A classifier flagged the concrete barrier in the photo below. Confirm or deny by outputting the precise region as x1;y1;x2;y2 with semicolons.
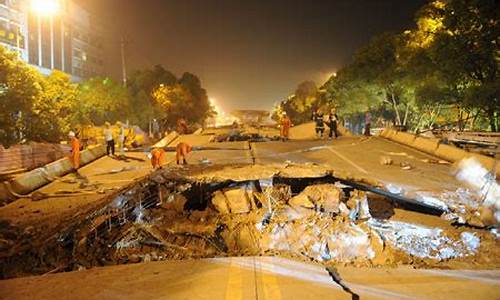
380;129;500;177
153;132;179;148
434;144;469;162
384;129;397;139
379;128;389;138
470;153;499;174
392;132;416;145
337;124;353;137
0;145;106;206
411;137;440;154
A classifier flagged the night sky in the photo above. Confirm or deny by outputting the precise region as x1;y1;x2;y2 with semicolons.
79;0;427;111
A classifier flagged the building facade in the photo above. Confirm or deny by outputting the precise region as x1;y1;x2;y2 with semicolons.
0;0;28;61
0;0;104;81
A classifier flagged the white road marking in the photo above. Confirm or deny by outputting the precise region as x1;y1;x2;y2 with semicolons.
419;269;500;286
327;147;369;174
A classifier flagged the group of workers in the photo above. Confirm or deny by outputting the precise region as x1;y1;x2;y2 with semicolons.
278;108;340;141
312;109;339;139
67;120;193;174
149;142;192;169
67;111;369;173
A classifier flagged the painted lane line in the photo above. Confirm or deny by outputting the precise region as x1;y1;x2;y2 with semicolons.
419;269;500;286
225;258;243;300
258;260;282;300
327;147;369;174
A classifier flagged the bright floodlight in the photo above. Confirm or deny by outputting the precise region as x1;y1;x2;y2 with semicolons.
31;0;60;16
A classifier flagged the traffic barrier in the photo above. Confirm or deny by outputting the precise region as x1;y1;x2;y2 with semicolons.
152;131;179;148
470;153;499;174
434;143;468;162
411;137;440;154
0;144;106;206
337;124;353;137
382;128;397;139
380;129;499;177
392;132;416;145
379;128;389;138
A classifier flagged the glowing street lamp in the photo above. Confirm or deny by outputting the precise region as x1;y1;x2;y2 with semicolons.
31;0;61;16
30;0;61;69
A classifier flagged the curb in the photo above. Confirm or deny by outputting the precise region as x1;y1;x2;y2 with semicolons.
380;128;499;177
0;145;106;206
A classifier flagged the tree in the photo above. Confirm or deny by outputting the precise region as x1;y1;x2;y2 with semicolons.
346;33;419;127
25;71;77;142
128;66;213;130
75;77;129;126
127;65;177;129
178;72;213;125
274;81;327;124
0;46;43;147
412;0;499;131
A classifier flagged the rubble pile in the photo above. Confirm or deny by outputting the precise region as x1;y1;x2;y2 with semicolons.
212;129;280;143
0;172;494;279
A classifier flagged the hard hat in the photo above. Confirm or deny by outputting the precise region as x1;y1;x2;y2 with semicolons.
68;131;75;138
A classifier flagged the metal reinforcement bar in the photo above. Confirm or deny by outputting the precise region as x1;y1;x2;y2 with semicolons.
335;177;446;216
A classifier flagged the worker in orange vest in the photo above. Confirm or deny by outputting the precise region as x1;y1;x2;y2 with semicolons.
150;147;167;169
280;112;292;142
176;142;192;165
68;131;81;170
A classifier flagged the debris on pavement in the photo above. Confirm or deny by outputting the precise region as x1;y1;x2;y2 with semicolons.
1;166;497;279
379;156;393;165
452;157;500;227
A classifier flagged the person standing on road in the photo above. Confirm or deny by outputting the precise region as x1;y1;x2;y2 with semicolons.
104;122;115;156
364;112;372;136
116;121;126;156
177;118;188;135
328;109;339;139
280;112;292;142
312;109;325;138
152;119;160;139
68;131;81;170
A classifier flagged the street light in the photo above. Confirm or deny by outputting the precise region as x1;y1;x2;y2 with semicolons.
31;0;60;16
30;0;61;69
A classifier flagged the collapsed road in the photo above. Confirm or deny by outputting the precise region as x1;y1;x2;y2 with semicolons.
0;126;499;299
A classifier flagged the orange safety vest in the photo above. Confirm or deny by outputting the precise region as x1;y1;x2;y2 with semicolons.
176;143;192;161
280;117;291;137
71;137;81;169
150;148;166;168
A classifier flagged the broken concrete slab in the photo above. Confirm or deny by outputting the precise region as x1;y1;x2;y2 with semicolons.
224;188;252;214
289;184;342;213
211;190;230;214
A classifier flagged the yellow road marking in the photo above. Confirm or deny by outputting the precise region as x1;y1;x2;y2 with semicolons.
225;258;243;300
259;261;282;300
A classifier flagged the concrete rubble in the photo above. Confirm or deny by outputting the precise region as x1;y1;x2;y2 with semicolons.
1;164;497;279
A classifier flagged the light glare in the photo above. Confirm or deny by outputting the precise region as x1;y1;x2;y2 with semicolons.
31;0;61;16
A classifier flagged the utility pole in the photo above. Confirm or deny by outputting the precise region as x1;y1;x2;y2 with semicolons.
120;36;128;87
61;18;65;72
37;15;42;66
50;16;54;69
